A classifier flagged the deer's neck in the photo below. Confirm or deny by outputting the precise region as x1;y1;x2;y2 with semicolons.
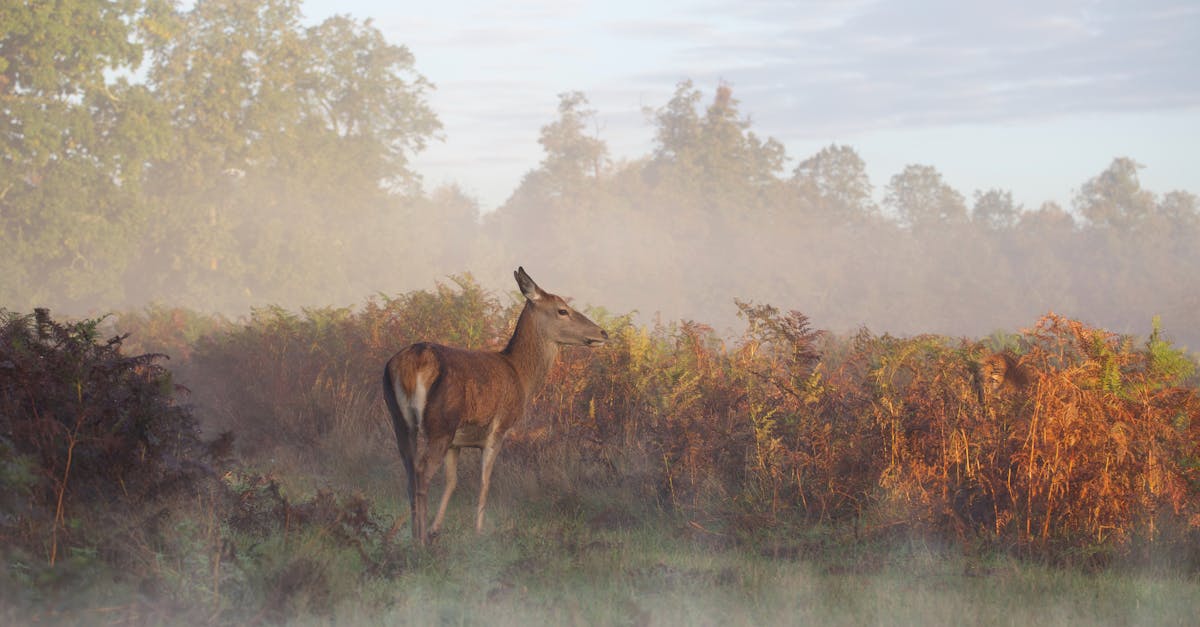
501;304;559;402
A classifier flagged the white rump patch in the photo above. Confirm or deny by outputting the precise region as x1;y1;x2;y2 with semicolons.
410;372;428;434
394;371;428;435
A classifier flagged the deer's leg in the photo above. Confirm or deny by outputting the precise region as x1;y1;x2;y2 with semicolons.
384;401;418;542
415;435;452;545
475;438;503;533
430;446;459;535
400;435;418;542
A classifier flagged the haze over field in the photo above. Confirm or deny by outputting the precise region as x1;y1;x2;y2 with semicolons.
4;4;1200;623
3;0;1199;345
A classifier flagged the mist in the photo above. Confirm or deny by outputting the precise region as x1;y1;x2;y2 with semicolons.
6;3;1200;623
4;0;1198;350
10;98;1197;349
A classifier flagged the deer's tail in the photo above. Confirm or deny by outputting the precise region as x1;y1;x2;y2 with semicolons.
383;357;417;512
382;345;439;511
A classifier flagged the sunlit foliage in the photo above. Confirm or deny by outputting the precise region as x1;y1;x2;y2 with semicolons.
105;280;1200;566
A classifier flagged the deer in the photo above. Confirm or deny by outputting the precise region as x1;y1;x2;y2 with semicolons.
382;267;608;544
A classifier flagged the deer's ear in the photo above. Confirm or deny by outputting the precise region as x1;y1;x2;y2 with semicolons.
514;266;545;301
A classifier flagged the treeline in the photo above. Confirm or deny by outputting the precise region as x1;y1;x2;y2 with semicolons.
4;1;1200;346
487;86;1200;344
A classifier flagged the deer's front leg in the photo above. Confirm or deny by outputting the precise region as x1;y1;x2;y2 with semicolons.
475;437;503;533
431;447;459;535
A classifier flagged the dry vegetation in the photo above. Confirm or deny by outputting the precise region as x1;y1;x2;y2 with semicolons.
2;277;1199;623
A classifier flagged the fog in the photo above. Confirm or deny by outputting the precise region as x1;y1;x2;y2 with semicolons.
470;160;1199;348
4;5;1198;351
4;5;1199;621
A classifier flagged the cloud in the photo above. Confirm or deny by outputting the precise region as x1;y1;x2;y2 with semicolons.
603;18;716;40
645;0;1200;138
334;0;1198;208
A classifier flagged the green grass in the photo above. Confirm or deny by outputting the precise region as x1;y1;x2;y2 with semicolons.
288;458;1200;627
317;496;1200;626
8;519;1200;626
5;449;1198;626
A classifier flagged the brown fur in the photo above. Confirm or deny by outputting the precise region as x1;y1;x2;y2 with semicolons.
383;267;607;544
975;350;1031;406
982;351;1030;391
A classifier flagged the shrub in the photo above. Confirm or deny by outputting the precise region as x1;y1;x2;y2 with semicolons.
100;280;1200;568
0;308;206;569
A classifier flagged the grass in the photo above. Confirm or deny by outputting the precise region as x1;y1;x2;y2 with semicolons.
4;449;1198;626
328;501;1200;626
256;453;1200;627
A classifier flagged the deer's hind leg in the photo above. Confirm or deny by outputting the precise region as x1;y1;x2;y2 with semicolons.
414;434;452;544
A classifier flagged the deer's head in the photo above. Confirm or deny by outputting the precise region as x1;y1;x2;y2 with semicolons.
515;267;607;347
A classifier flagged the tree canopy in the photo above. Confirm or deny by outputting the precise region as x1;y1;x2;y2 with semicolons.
2;5;1197;345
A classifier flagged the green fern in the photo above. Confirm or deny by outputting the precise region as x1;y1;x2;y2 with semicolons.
1147;315;1196;387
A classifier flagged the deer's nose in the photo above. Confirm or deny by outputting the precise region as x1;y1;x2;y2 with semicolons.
601;329;609;340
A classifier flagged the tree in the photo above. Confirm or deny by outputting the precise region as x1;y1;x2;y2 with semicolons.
1075;157;1155;231
1155;190;1198;230
650;80;704;166
0;0;168;309
528;91;608;201
792;144;875;223
496;91;608;217
135;0;303;306
972;188;1021;230
300;15;441;196
646;80;785;218
884;164;967;230
489;91;617;276
1018;201;1075;232
697;82;785;192
136;0;440;309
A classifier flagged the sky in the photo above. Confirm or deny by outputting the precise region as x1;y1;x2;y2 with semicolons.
297;0;1200;213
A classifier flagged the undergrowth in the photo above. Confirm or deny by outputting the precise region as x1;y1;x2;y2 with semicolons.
1;276;1198;623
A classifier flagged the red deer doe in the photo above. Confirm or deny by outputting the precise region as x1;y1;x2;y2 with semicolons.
382;267;608;544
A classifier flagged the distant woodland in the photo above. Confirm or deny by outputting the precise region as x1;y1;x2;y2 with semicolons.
3;0;1198;345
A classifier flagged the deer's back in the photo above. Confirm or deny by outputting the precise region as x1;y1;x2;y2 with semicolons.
386;342;526;442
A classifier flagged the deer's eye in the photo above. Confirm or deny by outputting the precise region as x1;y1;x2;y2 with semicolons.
557;308;569;316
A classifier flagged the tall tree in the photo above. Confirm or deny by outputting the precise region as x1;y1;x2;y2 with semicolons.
138;0;306;305
0;0;167;308
650;79;704;167
491;91;615;270
972;188;1021;230
300;15;441;196
1075;157;1155;231
696;83;785;194
791;144;875;223
884;164;967;231
647;80;785;216
1156;190;1198;229
531;91;608;201
137;0;439;308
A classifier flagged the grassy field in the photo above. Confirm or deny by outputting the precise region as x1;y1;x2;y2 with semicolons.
347;499;1200;626
331;456;1200;627
4;437;1199;626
